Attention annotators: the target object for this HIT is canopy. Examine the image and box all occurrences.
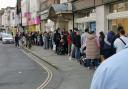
[48,3,72,18]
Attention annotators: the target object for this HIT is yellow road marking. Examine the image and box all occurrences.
[21,49,53,89]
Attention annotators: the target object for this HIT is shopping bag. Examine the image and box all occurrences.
[53,44,56,51]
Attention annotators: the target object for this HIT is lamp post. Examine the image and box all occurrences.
[71,0,75,30]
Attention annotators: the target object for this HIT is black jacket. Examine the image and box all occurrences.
[75,35,81,48]
[15,35,19,42]
[54,32,61,44]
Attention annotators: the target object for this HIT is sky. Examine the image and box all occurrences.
[0,0,16,10]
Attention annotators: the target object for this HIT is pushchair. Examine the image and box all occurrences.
[79,47,86,66]
[57,45,65,55]
[57,41,65,55]
[79,47,100,68]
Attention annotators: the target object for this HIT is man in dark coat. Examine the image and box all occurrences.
[54,30,61,53]
[15,33,20,47]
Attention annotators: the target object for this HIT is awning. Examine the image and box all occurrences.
[38,10,49,20]
[76,16,96,23]
[48,3,72,17]
[107,11,128,20]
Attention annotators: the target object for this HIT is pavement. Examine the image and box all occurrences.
[0,43,48,89]
[25,46,95,89]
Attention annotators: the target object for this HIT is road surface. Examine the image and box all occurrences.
[0,43,48,89]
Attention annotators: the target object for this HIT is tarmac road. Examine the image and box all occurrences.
[0,43,48,89]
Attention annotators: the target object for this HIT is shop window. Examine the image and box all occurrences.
[90,22,96,32]
[109,19,128,34]
[75,8,95,18]
[110,1,128,13]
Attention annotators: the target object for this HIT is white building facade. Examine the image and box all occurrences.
[2,8,10,32]
[1,7,17,33]
[0,9,4,30]
[29,0,40,32]
[73,0,128,35]
[10,8,17,28]
[21,0,28,27]
[21,0,40,32]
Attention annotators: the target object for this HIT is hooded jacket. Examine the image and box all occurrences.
[86,33,100,59]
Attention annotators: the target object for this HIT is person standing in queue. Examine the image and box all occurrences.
[75,30,81,61]
[54,29,61,54]
[90,46,128,89]
[114,28,128,53]
[15,33,20,47]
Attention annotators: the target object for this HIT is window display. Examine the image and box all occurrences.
[109,2,128,34]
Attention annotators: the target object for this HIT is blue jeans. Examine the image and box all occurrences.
[75,47,80,60]
[85,59,99,67]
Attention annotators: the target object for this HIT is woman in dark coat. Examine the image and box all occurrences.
[103,31,116,59]
[99,32,105,62]
[75,30,81,60]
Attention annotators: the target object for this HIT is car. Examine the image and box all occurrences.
[2,33,14,44]
[0,32,3,40]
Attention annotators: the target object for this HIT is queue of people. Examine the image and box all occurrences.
[13,27,128,89]
[14,26,128,69]
[90,27,128,89]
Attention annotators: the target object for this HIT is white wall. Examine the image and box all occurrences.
[21,0,28,26]
[30,0,40,18]
[68,20,73,30]
[30,0,40,12]
[3,10,9,27]
[96,5,109,35]
[10,9,17,27]
[1,14,4,26]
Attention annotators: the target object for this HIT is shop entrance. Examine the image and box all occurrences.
[77,22,96,33]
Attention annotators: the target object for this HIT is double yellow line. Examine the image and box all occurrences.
[21,49,53,89]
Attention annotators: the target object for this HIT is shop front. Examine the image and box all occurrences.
[72,0,124,35]
[107,1,128,34]
[48,3,72,31]
[28,16,41,32]
[45,19,55,32]
[75,18,96,32]
[75,8,96,32]
[39,10,48,32]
